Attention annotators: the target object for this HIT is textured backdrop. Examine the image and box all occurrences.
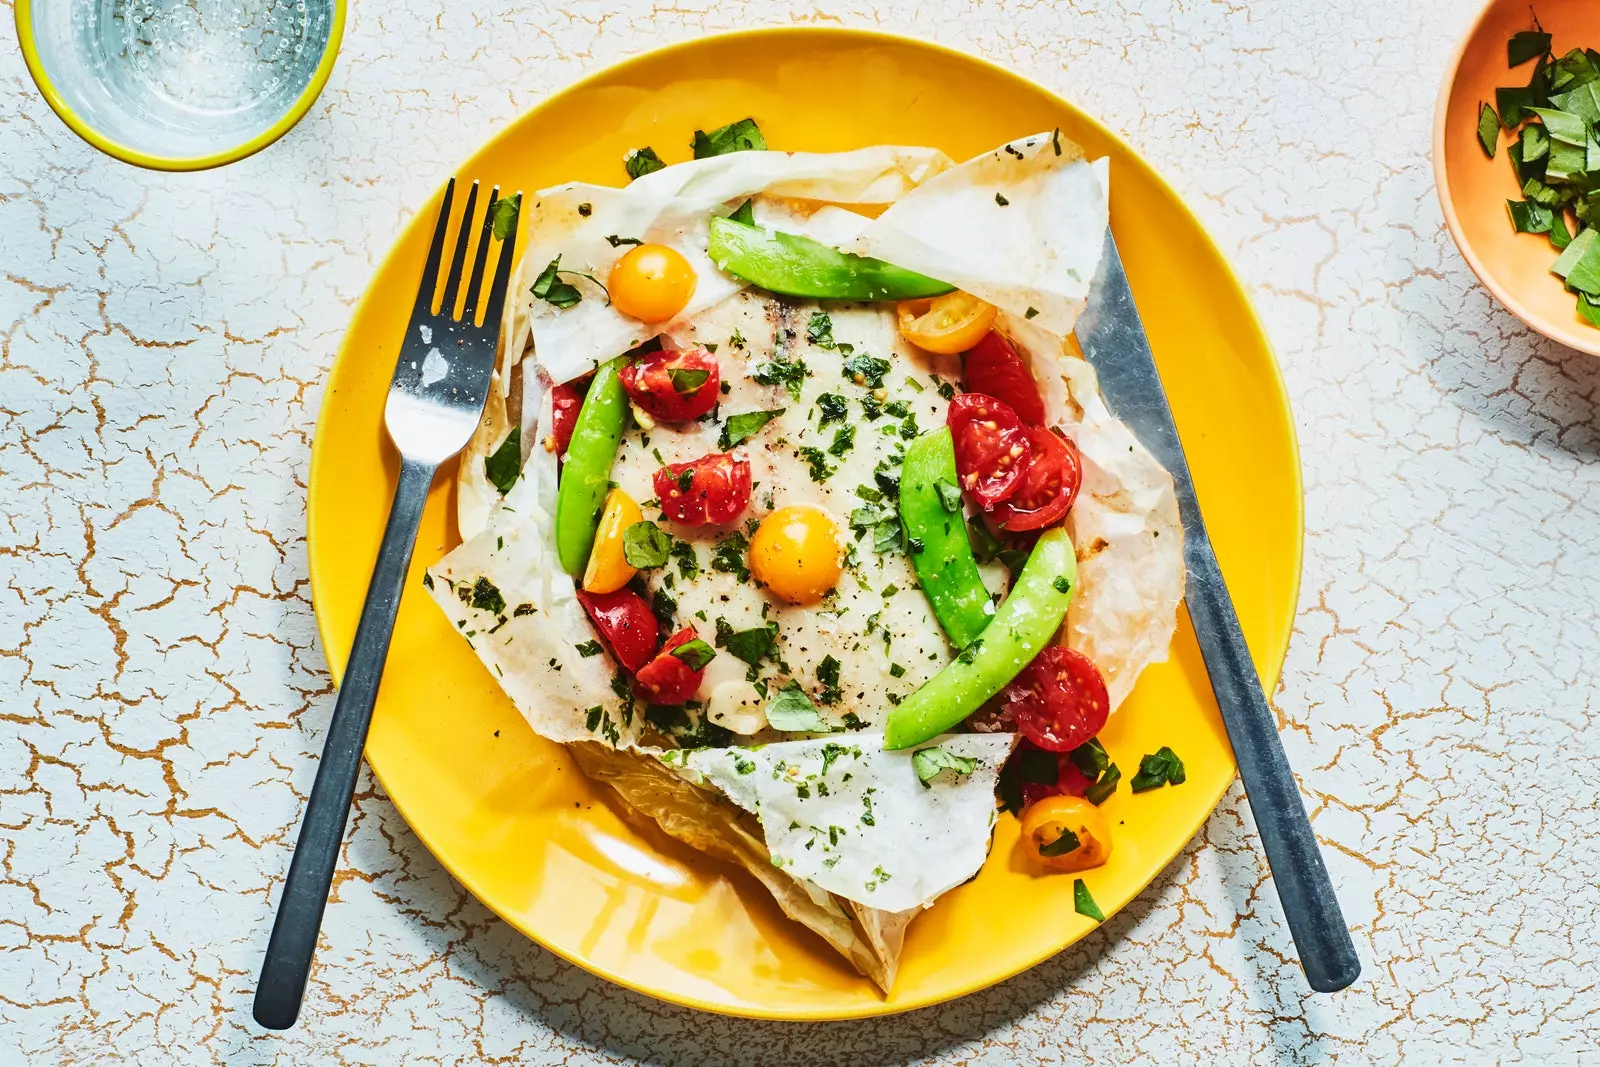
[3,0,1598,1063]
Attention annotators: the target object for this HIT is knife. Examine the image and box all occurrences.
[1075,228,1361,993]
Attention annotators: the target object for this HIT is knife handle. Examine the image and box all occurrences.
[1185,546,1362,992]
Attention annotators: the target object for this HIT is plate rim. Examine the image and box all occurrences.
[305,24,1304,1020]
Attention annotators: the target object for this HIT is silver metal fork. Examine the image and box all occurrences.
[253,178,520,1031]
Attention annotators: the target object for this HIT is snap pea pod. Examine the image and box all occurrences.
[706,216,954,300]
[900,428,993,650]
[554,357,630,576]
[883,527,1078,750]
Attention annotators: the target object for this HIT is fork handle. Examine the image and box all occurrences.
[253,456,436,1030]
[1184,545,1362,993]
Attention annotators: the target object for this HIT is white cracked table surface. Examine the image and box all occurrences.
[3,0,1598,1063]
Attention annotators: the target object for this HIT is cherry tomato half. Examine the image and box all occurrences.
[634,627,708,705]
[1002,646,1110,753]
[896,291,998,355]
[965,330,1045,425]
[619,345,721,422]
[575,587,659,673]
[947,393,1032,509]
[991,426,1082,532]
[548,382,584,457]
[1018,741,1096,809]
[653,451,752,526]
[1019,794,1113,873]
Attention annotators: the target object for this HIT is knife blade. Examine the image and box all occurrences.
[1075,227,1361,993]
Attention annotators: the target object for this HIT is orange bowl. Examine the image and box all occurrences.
[1436,0,1600,356]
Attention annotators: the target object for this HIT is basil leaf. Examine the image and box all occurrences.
[719,408,784,450]
[716,619,777,667]
[806,311,835,348]
[669,637,717,671]
[1073,878,1105,922]
[842,353,892,389]
[1522,122,1551,163]
[484,426,521,494]
[576,640,604,657]
[1550,82,1600,124]
[1084,763,1121,806]
[622,520,672,568]
[1477,102,1500,158]
[1544,138,1588,183]
[668,367,710,395]
[1039,827,1081,857]
[1069,738,1110,779]
[1508,198,1555,234]
[469,576,505,615]
[935,478,962,513]
[692,117,766,158]
[1578,291,1600,327]
[1509,30,1552,67]
[531,256,582,309]
[625,146,665,180]
[766,680,833,733]
[490,193,521,241]
[1496,86,1538,128]
[1549,211,1574,250]
[1563,235,1600,294]
[1130,746,1186,791]
[912,745,978,787]
[1552,226,1598,278]
[1531,107,1587,145]
[729,199,756,226]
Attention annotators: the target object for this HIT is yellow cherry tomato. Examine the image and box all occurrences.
[896,290,998,354]
[608,243,697,323]
[1019,795,1113,873]
[748,505,843,605]
[582,488,643,594]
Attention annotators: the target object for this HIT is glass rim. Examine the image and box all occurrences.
[13,0,348,172]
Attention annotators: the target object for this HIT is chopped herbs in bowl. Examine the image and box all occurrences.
[1478,22,1600,327]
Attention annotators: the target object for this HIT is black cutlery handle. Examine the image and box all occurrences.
[253,456,436,1030]
[1184,546,1361,992]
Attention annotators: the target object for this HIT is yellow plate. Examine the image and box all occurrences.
[307,28,1301,1020]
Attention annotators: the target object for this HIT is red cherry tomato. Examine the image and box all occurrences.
[1019,742,1096,809]
[965,331,1045,425]
[991,426,1082,532]
[947,393,1032,509]
[1003,647,1110,753]
[549,382,584,457]
[575,587,659,672]
[653,451,752,526]
[619,345,721,422]
[634,627,708,705]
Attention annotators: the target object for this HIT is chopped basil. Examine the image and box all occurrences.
[719,407,785,449]
[669,539,700,580]
[816,393,849,426]
[911,745,978,787]
[1478,102,1501,158]
[729,199,756,226]
[1509,30,1552,67]
[622,520,672,568]
[806,311,836,348]
[484,426,521,494]
[829,424,856,457]
[715,616,777,667]
[469,577,505,615]
[817,655,842,704]
[766,680,833,733]
[1069,738,1110,779]
[1085,763,1121,805]
[797,446,833,481]
[668,366,710,395]
[669,638,717,671]
[1129,745,1186,792]
[605,234,644,247]
[1039,827,1081,856]
[1025,306,1040,319]
[489,193,521,240]
[624,146,665,180]
[843,353,892,389]
[692,117,766,158]
[752,353,807,399]
[1052,576,1072,594]
[711,531,750,581]
[575,640,604,657]
[935,477,962,513]
[531,255,583,309]
[995,192,1010,206]
[1073,878,1105,922]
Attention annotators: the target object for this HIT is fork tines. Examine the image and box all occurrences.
[415,177,521,330]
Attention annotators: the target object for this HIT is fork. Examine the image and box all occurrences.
[253,178,520,1031]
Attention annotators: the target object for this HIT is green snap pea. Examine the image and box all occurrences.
[883,527,1078,750]
[554,357,630,576]
[706,216,954,300]
[899,428,992,650]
